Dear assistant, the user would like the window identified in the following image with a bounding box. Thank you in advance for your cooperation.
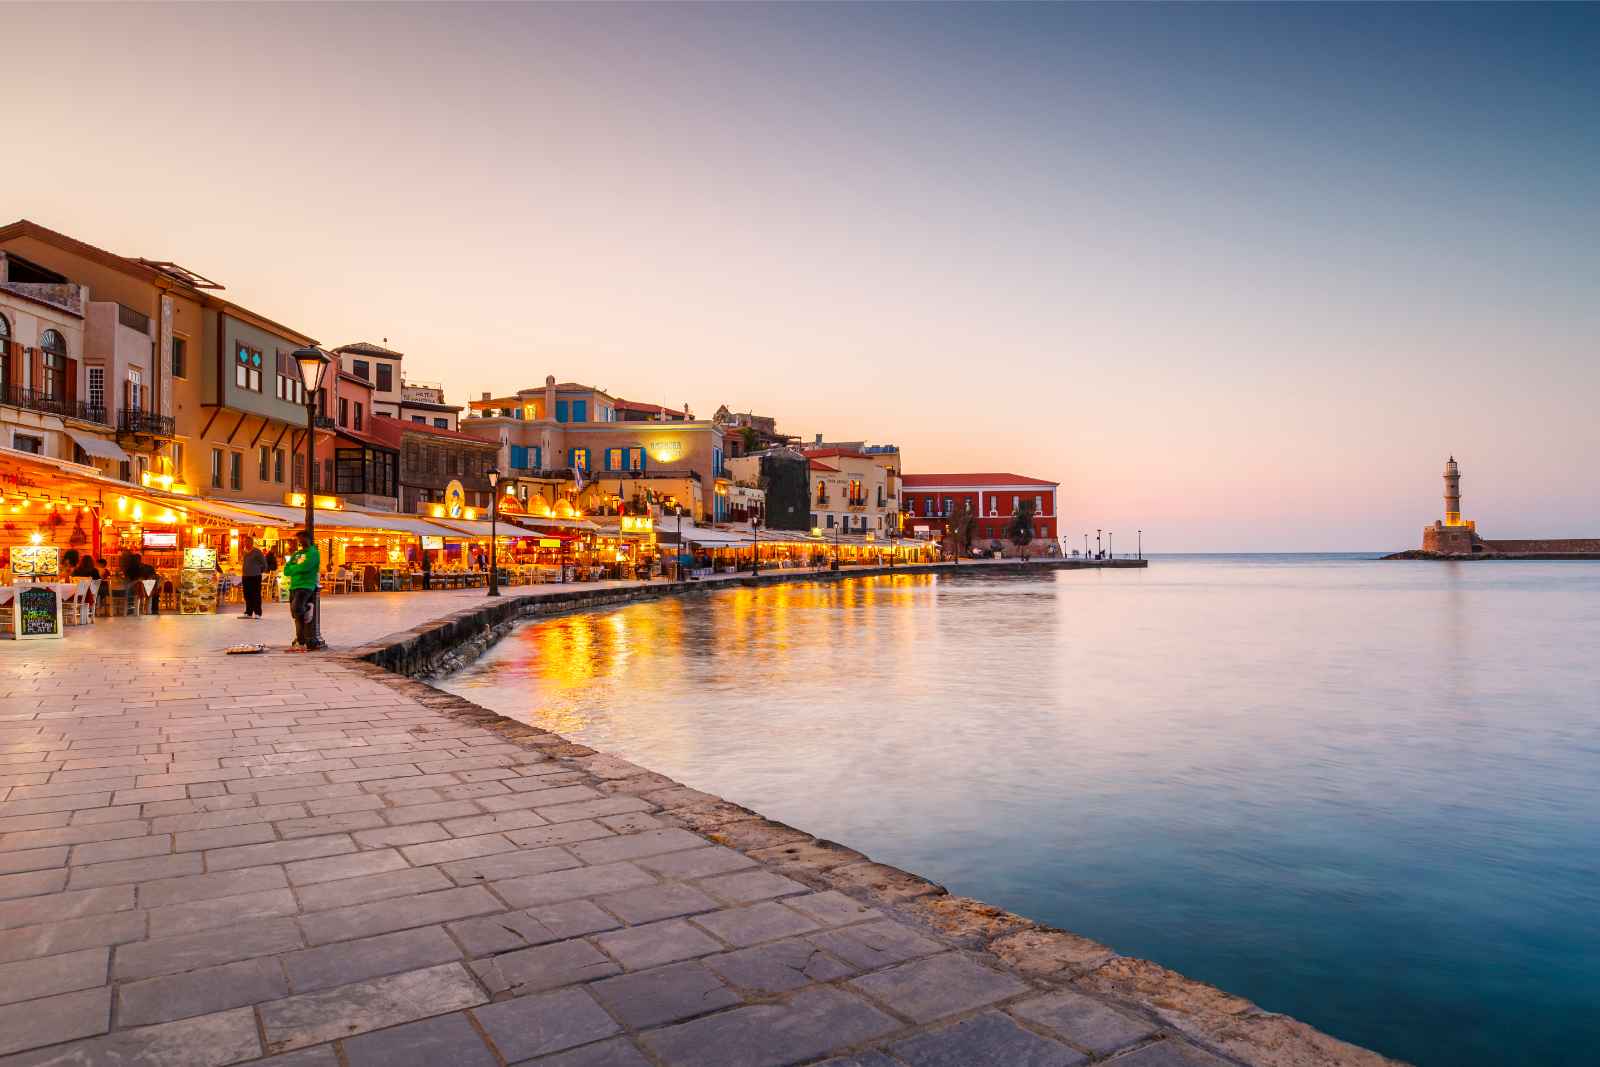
[229,451,243,491]
[629,447,644,471]
[171,336,187,379]
[323,459,334,492]
[826,513,835,528]
[171,442,185,480]
[816,480,827,504]
[338,397,349,426]
[411,416,425,424]
[273,448,285,483]
[210,448,224,489]
[87,366,105,415]
[606,447,624,471]
[354,403,363,431]
[235,344,262,392]
[259,445,271,481]
[137,456,148,484]
[433,417,447,429]
[570,448,589,472]
[12,433,42,454]
[293,453,305,489]
[39,330,66,400]
[275,351,304,404]
[376,363,392,393]
[0,314,9,395]
[1035,495,1043,513]
[352,360,370,381]
[1012,495,1020,512]
[125,368,143,412]
[943,497,952,517]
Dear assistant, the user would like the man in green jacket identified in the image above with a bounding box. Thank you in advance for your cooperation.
[282,529,322,651]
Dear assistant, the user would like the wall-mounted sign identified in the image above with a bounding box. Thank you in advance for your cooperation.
[143,530,179,549]
[183,547,217,571]
[620,515,654,534]
[444,480,466,519]
[649,441,683,464]
[421,536,444,551]
[11,546,59,578]
[15,584,63,640]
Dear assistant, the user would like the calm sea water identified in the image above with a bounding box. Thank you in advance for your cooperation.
[442,555,1600,1067]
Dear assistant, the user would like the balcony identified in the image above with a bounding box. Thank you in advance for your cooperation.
[2,386,108,425]
[117,408,175,438]
[846,496,868,509]
[314,415,336,430]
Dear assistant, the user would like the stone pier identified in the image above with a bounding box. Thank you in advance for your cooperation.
[0,566,1395,1067]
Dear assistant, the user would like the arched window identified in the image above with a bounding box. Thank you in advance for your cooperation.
[39,329,68,401]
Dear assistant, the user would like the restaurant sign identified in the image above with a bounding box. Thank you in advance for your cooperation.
[444,479,466,518]
[14,584,63,640]
[11,546,60,578]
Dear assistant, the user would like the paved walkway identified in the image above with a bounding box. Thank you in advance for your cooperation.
[0,581,1352,1066]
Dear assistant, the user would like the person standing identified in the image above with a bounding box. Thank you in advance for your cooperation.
[282,529,321,651]
[239,535,266,620]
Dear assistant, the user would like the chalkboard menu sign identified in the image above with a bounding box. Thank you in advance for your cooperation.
[15,584,63,640]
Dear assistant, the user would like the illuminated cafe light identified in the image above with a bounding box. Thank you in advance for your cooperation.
[30,532,44,545]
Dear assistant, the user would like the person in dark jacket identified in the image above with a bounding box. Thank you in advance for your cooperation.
[239,535,267,619]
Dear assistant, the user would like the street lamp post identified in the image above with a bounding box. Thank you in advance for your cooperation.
[1109,532,1114,560]
[750,516,760,577]
[1138,529,1142,560]
[291,346,331,651]
[832,520,841,571]
[486,467,501,597]
[1083,533,1088,559]
[1096,528,1102,560]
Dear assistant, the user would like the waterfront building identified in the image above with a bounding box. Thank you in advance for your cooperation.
[399,380,461,430]
[0,222,187,487]
[714,406,792,457]
[0,273,126,475]
[901,472,1060,551]
[616,399,689,423]
[463,376,732,523]
[333,342,404,419]
[803,447,899,535]
[368,414,497,516]
[723,446,810,531]
[0,221,334,506]
[316,372,399,511]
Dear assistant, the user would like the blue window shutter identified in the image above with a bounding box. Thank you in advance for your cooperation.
[603,449,612,471]
[555,400,568,423]
[574,400,587,422]
[532,446,541,470]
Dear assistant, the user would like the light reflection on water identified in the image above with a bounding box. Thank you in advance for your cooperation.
[442,556,1600,1067]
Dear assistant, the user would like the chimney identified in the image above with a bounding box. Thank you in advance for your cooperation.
[481,392,490,401]
[814,433,823,445]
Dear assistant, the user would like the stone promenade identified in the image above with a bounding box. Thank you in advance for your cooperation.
[0,580,1391,1067]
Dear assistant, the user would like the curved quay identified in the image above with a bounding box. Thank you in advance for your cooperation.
[346,560,1396,1067]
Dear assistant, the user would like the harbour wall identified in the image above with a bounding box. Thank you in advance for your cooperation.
[343,558,1395,1067]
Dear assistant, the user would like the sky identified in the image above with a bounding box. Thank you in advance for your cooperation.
[5,3,1598,551]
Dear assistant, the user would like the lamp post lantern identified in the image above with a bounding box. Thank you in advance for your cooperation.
[486,467,501,597]
[291,346,332,651]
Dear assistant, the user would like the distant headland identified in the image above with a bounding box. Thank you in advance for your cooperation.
[1385,457,1600,560]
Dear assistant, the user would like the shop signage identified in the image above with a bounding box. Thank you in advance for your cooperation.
[11,546,60,578]
[444,480,466,519]
[421,536,444,551]
[15,584,63,640]
[143,530,179,549]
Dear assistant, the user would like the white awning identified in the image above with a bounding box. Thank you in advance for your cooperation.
[225,502,460,538]
[65,431,130,464]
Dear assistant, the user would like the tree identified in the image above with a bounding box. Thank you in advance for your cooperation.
[945,499,977,556]
[1007,500,1037,559]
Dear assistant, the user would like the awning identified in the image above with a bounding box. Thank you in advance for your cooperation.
[65,431,130,464]
[517,515,600,533]
[224,502,461,538]
[433,517,541,539]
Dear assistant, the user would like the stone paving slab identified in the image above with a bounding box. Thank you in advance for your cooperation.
[0,577,1393,1067]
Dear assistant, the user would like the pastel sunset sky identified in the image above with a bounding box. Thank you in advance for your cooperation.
[7,3,1597,550]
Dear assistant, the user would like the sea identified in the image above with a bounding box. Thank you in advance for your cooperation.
[440,554,1600,1067]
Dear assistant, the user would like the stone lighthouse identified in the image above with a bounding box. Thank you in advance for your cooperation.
[1422,456,1477,554]
[1443,456,1462,526]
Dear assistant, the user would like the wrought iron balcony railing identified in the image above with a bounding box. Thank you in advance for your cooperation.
[117,408,175,437]
[2,386,108,425]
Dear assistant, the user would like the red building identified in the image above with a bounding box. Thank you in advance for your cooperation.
[900,473,1060,552]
